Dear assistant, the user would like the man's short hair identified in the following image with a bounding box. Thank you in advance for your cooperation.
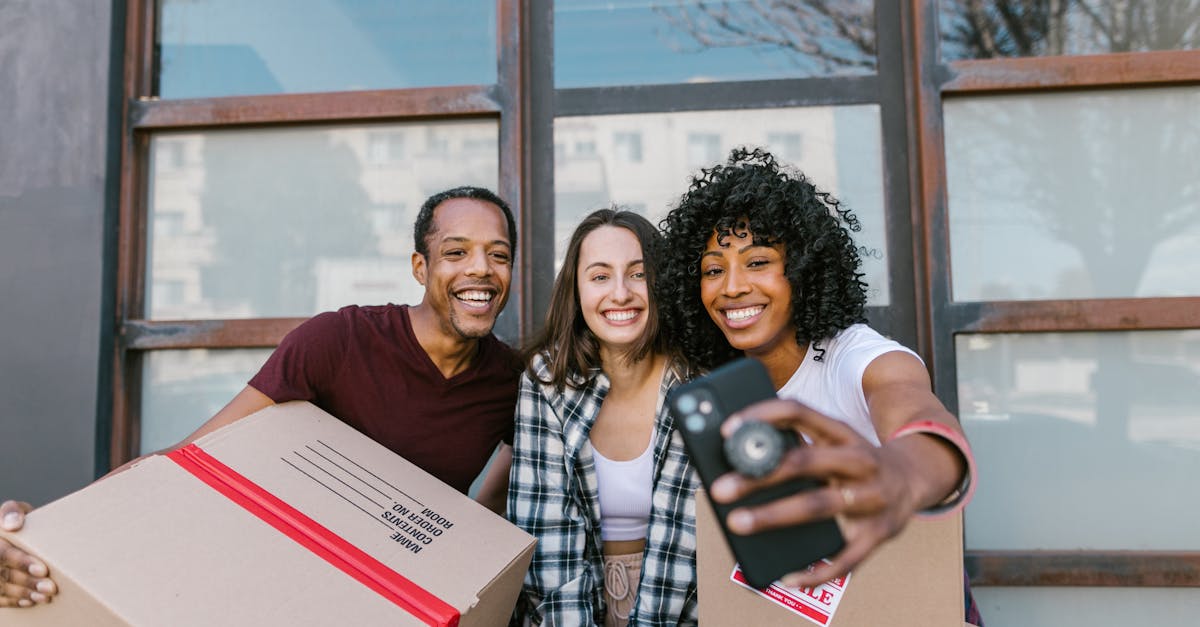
[413,186,518,261]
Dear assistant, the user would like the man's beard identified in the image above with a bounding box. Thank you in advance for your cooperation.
[447,306,494,340]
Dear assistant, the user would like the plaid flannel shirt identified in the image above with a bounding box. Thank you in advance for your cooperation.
[508,353,699,626]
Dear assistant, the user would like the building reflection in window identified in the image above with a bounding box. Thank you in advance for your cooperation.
[958,330,1200,551]
[146,120,499,320]
[945,86,1200,302]
[553,105,891,305]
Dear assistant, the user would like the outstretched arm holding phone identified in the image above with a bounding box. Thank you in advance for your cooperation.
[709,350,971,589]
[658,148,981,624]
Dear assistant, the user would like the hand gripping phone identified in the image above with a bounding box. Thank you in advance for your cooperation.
[669,357,845,589]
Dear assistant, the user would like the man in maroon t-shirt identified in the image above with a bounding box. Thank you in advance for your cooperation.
[0,186,521,609]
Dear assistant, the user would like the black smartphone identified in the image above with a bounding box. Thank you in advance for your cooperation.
[669,357,845,589]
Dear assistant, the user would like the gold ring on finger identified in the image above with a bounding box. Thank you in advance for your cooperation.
[840,486,856,509]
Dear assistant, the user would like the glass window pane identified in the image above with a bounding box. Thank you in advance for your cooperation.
[958,331,1200,550]
[147,120,498,320]
[140,348,272,455]
[945,86,1200,302]
[157,0,496,98]
[973,587,1200,627]
[553,106,891,305]
[555,1,876,87]
[941,0,1200,60]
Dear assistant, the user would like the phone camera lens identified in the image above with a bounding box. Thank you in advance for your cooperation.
[685,414,706,433]
[676,393,698,414]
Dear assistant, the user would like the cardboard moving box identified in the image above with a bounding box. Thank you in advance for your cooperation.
[697,493,967,627]
[0,402,536,626]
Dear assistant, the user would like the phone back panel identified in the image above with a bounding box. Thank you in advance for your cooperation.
[670,358,845,589]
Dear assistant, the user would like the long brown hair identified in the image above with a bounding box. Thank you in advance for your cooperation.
[523,208,668,389]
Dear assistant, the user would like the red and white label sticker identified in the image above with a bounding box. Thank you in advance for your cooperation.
[730,561,850,626]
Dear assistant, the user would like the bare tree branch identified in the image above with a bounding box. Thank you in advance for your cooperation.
[653,0,875,73]
[657,0,1200,70]
[1074,0,1117,50]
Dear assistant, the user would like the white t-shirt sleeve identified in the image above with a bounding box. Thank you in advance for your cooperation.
[829,325,923,444]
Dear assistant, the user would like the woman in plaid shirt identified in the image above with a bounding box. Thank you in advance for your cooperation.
[507,209,698,626]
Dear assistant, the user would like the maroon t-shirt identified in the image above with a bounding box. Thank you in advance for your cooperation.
[249,304,519,494]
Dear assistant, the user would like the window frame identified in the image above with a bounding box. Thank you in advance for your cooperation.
[113,0,924,521]
[110,0,1200,592]
[110,0,551,463]
[906,0,1200,588]
[552,0,923,355]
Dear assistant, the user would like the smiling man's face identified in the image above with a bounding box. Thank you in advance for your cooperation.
[412,197,513,340]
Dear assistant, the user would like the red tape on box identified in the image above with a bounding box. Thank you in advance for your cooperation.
[168,444,459,627]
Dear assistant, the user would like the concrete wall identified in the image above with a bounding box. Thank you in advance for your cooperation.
[0,0,117,504]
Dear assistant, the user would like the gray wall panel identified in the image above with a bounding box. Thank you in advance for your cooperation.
[0,0,114,504]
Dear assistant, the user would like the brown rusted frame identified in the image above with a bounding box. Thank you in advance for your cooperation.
[517,0,555,334]
[124,319,308,350]
[112,0,524,466]
[908,0,1200,588]
[945,49,1200,94]
[496,0,530,341]
[490,0,555,344]
[130,86,501,129]
[902,0,943,373]
[112,0,157,466]
[949,297,1200,333]
[967,551,1200,588]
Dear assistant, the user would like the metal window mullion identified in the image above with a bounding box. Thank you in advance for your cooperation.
[129,86,503,131]
[945,49,1200,94]
[555,75,880,117]
[112,0,158,469]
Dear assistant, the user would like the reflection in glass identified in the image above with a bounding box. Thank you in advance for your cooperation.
[958,330,1200,550]
[973,587,1200,627]
[945,86,1200,302]
[553,106,890,305]
[555,1,875,87]
[140,349,272,455]
[941,0,1200,60]
[157,0,495,98]
[146,120,498,320]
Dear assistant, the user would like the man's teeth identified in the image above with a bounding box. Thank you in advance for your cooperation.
[453,290,492,302]
[725,306,763,321]
[605,310,637,322]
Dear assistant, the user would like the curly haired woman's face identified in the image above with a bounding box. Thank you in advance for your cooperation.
[699,227,797,359]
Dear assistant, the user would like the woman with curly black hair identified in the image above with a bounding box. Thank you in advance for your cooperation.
[659,148,982,625]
